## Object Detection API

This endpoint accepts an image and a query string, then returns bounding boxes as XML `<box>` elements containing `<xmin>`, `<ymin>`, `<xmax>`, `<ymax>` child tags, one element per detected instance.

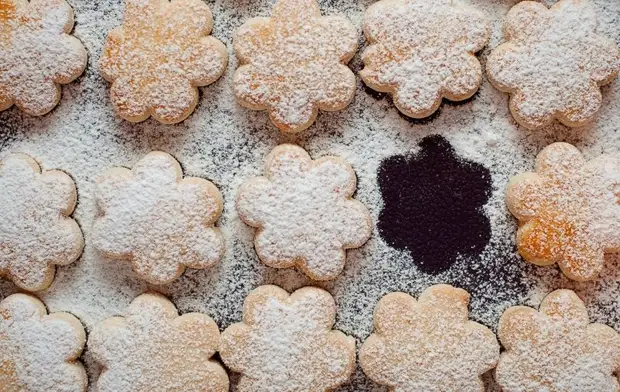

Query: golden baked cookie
<box><xmin>0</xmin><ymin>0</ymin><xmax>87</xmax><ymax>115</ymax></box>
<box><xmin>507</xmin><ymin>142</ymin><xmax>619</xmax><ymax>281</ymax></box>
<box><xmin>360</xmin><ymin>0</ymin><xmax>490</xmax><ymax>118</ymax></box>
<box><xmin>89</xmin><ymin>292</ymin><xmax>229</xmax><ymax>392</ymax></box>
<box><xmin>0</xmin><ymin>293</ymin><xmax>87</xmax><ymax>392</ymax></box>
<box><xmin>100</xmin><ymin>0</ymin><xmax>228</xmax><ymax>124</ymax></box>
<box><xmin>220</xmin><ymin>285</ymin><xmax>356</xmax><ymax>392</ymax></box>
<box><xmin>0</xmin><ymin>153</ymin><xmax>84</xmax><ymax>291</ymax></box>
<box><xmin>487</xmin><ymin>0</ymin><xmax>620</xmax><ymax>129</ymax></box>
<box><xmin>360</xmin><ymin>285</ymin><xmax>499</xmax><ymax>392</ymax></box>
<box><xmin>93</xmin><ymin>152</ymin><xmax>225</xmax><ymax>285</ymax></box>
<box><xmin>233</xmin><ymin>0</ymin><xmax>358</xmax><ymax>133</ymax></box>
<box><xmin>496</xmin><ymin>289</ymin><xmax>620</xmax><ymax>391</ymax></box>
<box><xmin>236</xmin><ymin>144</ymin><xmax>372</xmax><ymax>281</ymax></box>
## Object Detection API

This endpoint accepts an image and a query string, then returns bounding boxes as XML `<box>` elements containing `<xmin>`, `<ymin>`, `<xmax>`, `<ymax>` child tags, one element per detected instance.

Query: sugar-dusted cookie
<box><xmin>0</xmin><ymin>293</ymin><xmax>87</xmax><ymax>391</ymax></box>
<box><xmin>89</xmin><ymin>293</ymin><xmax>228</xmax><ymax>392</ymax></box>
<box><xmin>496</xmin><ymin>289</ymin><xmax>620</xmax><ymax>391</ymax></box>
<box><xmin>233</xmin><ymin>0</ymin><xmax>357</xmax><ymax>133</ymax></box>
<box><xmin>507</xmin><ymin>143</ymin><xmax>619</xmax><ymax>281</ymax></box>
<box><xmin>220</xmin><ymin>285</ymin><xmax>355</xmax><ymax>391</ymax></box>
<box><xmin>236</xmin><ymin>144</ymin><xmax>372</xmax><ymax>280</ymax></box>
<box><xmin>487</xmin><ymin>0</ymin><xmax>620</xmax><ymax>130</ymax></box>
<box><xmin>93</xmin><ymin>152</ymin><xmax>225</xmax><ymax>285</ymax></box>
<box><xmin>99</xmin><ymin>0</ymin><xmax>228</xmax><ymax>124</ymax></box>
<box><xmin>360</xmin><ymin>285</ymin><xmax>499</xmax><ymax>391</ymax></box>
<box><xmin>0</xmin><ymin>0</ymin><xmax>87</xmax><ymax>116</ymax></box>
<box><xmin>0</xmin><ymin>154</ymin><xmax>84</xmax><ymax>291</ymax></box>
<box><xmin>360</xmin><ymin>0</ymin><xmax>490</xmax><ymax>119</ymax></box>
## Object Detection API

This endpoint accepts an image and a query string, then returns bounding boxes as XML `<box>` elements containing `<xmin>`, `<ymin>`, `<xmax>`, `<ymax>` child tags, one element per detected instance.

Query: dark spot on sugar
<box><xmin>377</xmin><ymin>135</ymin><xmax>492</xmax><ymax>274</ymax></box>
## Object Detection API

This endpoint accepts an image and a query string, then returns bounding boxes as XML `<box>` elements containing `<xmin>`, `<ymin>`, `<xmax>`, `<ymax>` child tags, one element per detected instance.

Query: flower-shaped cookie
<box><xmin>93</xmin><ymin>152</ymin><xmax>225</xmax><ymax>285</ymax></box>
<box><xmin>0</xmin><ymin>0</ymin><xmax>87</xmax><ymax>115</ymax></box>
<box><xmin>236</xmin><ymin>145</ymin><xmax>372</xmax><ymax>281</ymax></box>
<box><xmin>487</xmin><ymin>0</ymin><xmax>620</xmax><ymax>129</ymax></box>
<box><xmin>361</xmin><ymin>0</ymin><xmax>490</xmax><ymax>119</ymax></box>
<box><xmin>233</xmin><ymin>0</ymin><xmax>357</xmax><ymax>133</ymax></box>
<box><xmin>0</xmin><ymin>154</ymin><xmax>84</xmax><ymax>291</ymax></box>
<box><xmin>507</xmin><ymin>143</ymin><xmax>620</xmax><ymax>281</ymax></box>
<box><xmin>220</xmin><ymin>285</ymin><xmax>356</xmax><ymax>391</ymax></box>
<box><xmin>496</xmin><ymin>290</ymin><xmax>620</xmax><ymax>391</ymax></box>
<box><xmin>0</xmin><ymin>294</ymin><xmax>87</xmax><ymax>391</ymax></box>
<box><xmin>100</xmin><ymin>0</ymin><xmax>228</xmax><ymax>124</ymax></box>
<box><xmin>89</xmin><ymin>293</ymin><xmax>229</xmax><ymax>392</ymax></box>
<box><xmin>360</xmin><ymin>285</ymin><xmax>499</xmax><ymax>391</ymax></box>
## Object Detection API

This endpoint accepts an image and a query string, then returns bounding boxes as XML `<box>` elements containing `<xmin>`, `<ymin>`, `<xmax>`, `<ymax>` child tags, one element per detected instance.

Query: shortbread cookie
<box><xmin>0</xmin><ymin>0</ymin><xmax>87</xmax><ymax>116</ymax></box>
<box><xmin>487</xmin><ymin>0</ymin><xmax>620</xmax><ymax>129</ymax></box>
<box><xmin>89</xmin><ymin>293</ymin><xmax>228</xmax><ymax>392</ymax></box>
<box><xmin>361</xmin><ymin>0</ymin><xmax>490</xmax><ymax>118</ymax></box>
<box><xmin>236</xmin><ymin>145</ymin><xmax>372</xmax><ymax>280</ymax></box>
<box><xmin>100</xmin><ymin>0</ymin><xmax>228</xmax><ymax>124</ymax></box>
<box><xmin>233</xmin><ymin>0</ymin><xmax>357</xmax><ymax>133</ymax></box>
<box><xmin>0</xmin><ymin>154</ymin><xmax>84</xmax><ymax>291</ymax></box>
<box><xmin>507</xmin><ymin>143</ymin><xmax>620</xmax><ymax>281</ymax></box>
<box><xmin>496</xmin><ymin>289</ymin><xmax>620</xmax><ymax>391</ymax></box>
<box><xmin>0</xmin><ymin>293</ymin><xmax>87</xmax><ymax>392</ymax></box>
<box><xmin>92</xmin><ymin>152</ymin><xmax>225</xmax><ymax>285</ymax></box>
<box><xmin>360</xmin><ymin>285</ymin><xmax>499</xmax><ymax>391</ymax></box>
<box><xmin>220</xmin><ymin>285</ymin><xmax>355</xmax><ymax>391</ymax></box>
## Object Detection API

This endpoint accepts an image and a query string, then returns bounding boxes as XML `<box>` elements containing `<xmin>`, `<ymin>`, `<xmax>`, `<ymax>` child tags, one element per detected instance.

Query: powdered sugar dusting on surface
<box><xmin>236</xmin><ymin>144</ymin><xmax>371</xmax><ymax>280</ymax></box>
<box><xmin>0</xmin><ymin>0</ymin><xmax>619</xmax><ymax>390</ymax></box>
<box><xmin>0</xmin><ymin>0</ymin><xmax>87</xmax><ymax>115</ymax></box>
<box><xmin>92</xmin><ymin>151</ymin><xmax>225</xmax><ymax>285</ymax></box>
<box><xmin>487</xmin><ymin>0</ymin><xmax>620</xmax><ymax>130</ymax></box>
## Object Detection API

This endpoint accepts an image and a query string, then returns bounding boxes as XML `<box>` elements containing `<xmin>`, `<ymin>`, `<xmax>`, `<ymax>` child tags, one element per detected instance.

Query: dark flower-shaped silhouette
<box><xmin>378</xmin><ymin>135</ymin><xmax>491</xmax><ymax>274</ymax></box>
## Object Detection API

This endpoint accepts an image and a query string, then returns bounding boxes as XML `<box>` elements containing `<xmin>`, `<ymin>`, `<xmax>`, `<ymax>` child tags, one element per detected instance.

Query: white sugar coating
<box><xmin>0</xmin><ymin>154</ymin><xmax>84</xmax><ymax>292</ymax></box>
<box><xmin>233</xmin><ymin>0</ymin><xmax>358</xmax><ymax>133</ymax></box>
<box><xmin>0</xmin><ymin>293</ymin><xmax>86</xmax><ymax>392</ymax></box>
<box><xmin>0</xmin><ymin>0</ymin><xmax>619</xmax><ymax>391</ymax></box>
<box><xmin>496</xmin><ymin>289</ymin><xmax>620</xmax><ymax>391</ymax></box>
<box><xmin>99</xmin><ymin>0</ymin><xmax>228</xmax><ymax>124</ymax></box>
<box><xmin>88</xmin><ymin>293</ymin><xmax>228</xmax><ymax>392</ymax></box>
<box><xmin>360</xmin><ymin>285</ymin><xmax>499</xmax><ymax>391</ymax></box>
<box><xmin>361</xmin><ymin>0</ymin><xmax>490</xmax><ymax>118</ymax></box>
<box><xmin>236</xmin><ymin>144</ymin><xmax>371</xmax><ymax>280</ymax></box>
<box><xmin>92</xmin><ymin>151</ymin><xmax>225</xmax><ymax>285</ymax></box>
<box><xmin>0</xmin><ymin>0</ymin><xmax>87</xmax><ymax>116</ymax></box>
<box><xmin>487</xmin><ymin>0</ymin><xmax>620</xmax><ymax>130</ymax></box>
<box><xmin>220</xmin><ymin>285</ymin><xmax>355</xmax><ymax>391</ymax></box>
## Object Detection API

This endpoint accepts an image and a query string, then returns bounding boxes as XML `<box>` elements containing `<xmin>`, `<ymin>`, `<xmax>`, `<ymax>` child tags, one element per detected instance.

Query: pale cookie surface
<box><xmin>0</xmin><ymin>154</ymin><xmax>84</xmax><ymax>292</ymax></box>
<box><xmin>0</xmin><ymin>0</ymin><xmax>87</xmax><ymax>116</ymax></box>
<box><xmin>233</xmin><ymin>0</ymin><xmax>357</xmax><ymax>133</ymax></box>
<box><xmin>359</xmin><ymin>284</ymin><xmax>499</xmax><ymax>392</ymax></box>
<box><xmin>99</xmin><ymin>0</ymin><xmax>228</xmax><ymax>124</ymax></box>
<box><xmin>220</xmin><ymin>285</ymin><xmax>356</xmax><ymax>392</ymax></box>
<box><xmin>92</xmin><ymin>151</ymin><xmax>225</xmax><ymax>285</ymax></box>
<box><xmin>361</xmin><ymin>0</ymin><xmax>489</xmax><ymax>119</ymax></box>
<box><xmin>496</xmin><ymin>289</ymin><xmax>620</xmax><ymax>392</ymax></box>
<box><xmin>507</xmin><ymin>142</ymin><xmax>620</xmax><ymax>281</ymax></box>
<box><xmin>487</xmin><ymin>0</ymin><xmax>620</xmax><ymax>130</ymax></box>
<box><xmin>236</xmin><ymin>144</ymin><xmax>372</xmax><ymax>281</ymax></box>
<box><xmin>88</xmin><ymin>293</ymin><xmax>228</xmax><ymax>392</ymax></box>
<box><xmin>0</xmin><ymin>293</ymin><xmax>87</xmax><ymax>392</ymax></box>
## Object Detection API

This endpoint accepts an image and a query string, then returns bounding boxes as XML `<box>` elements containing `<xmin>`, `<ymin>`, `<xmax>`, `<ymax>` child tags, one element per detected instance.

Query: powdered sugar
<box><xmin>487</xmin><ymin>0</ymin><xmax>620</xmax><ymax>130</ymax></box>
<box><xmin>220</xmin><ymin>285</ymin><xmax>355</xmax><ymax>391</ymax></box>
<box><xmin>0</xmin><ymin>293</ymin><xmax>86</xmax><ymax>392</ymax></box>
<box><xmin>361</xmin><ymin>0</ymin><xmax>490</xmax><ymax>118</ymax></box>
<box><xmin>233</xmin><ymin>0</ymin><xmax>358</xmax><ymax>133</ymax></box>
<box><xmin>0</xmin><ymin>0</ymin><xmax>87</xmax><ymax>115</ymax></box>
<box><xmin>236</xmin><ymin>144</ymin><xmax>372</xmax><ymax>280</ymax></box>
<box><xmin>0</xmin><ymin>154</ymin><xmax>84</xmax><ymax>291</ymax></box>
<box><xmin>92</xmin><ymin>151</ymin><xmax>225</xmax><ymax>285</ymax></box>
